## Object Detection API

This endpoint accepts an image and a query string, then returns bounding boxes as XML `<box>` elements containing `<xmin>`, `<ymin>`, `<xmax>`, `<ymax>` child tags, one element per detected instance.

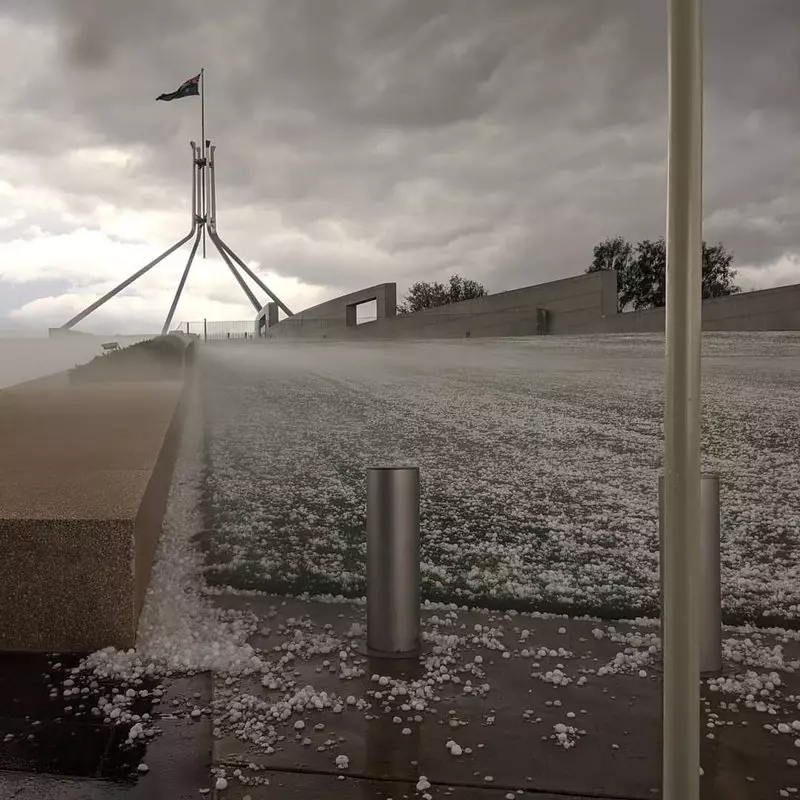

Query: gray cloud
<box><xmin>2</xmin><ymin>0</ymin><xmax>800</xmax><ymax>332</ymax></box>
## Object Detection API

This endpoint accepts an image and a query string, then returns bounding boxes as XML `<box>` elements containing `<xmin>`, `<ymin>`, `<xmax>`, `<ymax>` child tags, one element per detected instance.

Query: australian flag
<box><xmin>156</xmin><ymin>73</ymin><xmax>200</xmax><ymax>102</ymax></box>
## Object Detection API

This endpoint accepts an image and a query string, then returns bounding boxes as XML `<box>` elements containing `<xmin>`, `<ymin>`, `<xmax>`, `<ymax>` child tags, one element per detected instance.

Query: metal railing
<box><xmin>177</xmin><ymin>320</ymin><xmax>255</xmax><ymax>341</ymax></box>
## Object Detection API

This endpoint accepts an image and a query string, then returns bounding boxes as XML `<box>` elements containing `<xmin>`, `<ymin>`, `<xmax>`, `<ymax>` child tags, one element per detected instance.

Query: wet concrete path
<box><xmin>0</xmin><ymin>655</ymin><xmax>211</xmax><ymax>799</ymax></box>
<box><xmin>209</xmin><ymin>594</ymin><xmax>800</xmax><ymax>799</ymax></box>
<box><xmin>3</xmin><ymin>594</ymin><xmax>800</xmax><ymax>798</ymax></box>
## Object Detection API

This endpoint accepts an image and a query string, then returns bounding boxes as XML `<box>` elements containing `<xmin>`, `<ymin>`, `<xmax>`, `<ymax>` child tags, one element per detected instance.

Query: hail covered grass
<box><xmin>199</xmin><ymin>333</ymin><xmax>800</xmax><ymax>624</ymax></box>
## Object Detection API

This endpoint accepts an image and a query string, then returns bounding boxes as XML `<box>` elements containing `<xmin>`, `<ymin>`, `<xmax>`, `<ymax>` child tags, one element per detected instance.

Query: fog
<box><xmin>0</xmin><ymin>333</ymin><xmax>157</xmax><ymax>390</ymax></box>
<box><xmin>200</xmin><ymin>331</ymin><xmax>800</xmax><ymax>382</ymax></box>
<box><xmin>198</xmin><ymin>332</ymin><xmax>800</xmax><ymax>621</ymax></box>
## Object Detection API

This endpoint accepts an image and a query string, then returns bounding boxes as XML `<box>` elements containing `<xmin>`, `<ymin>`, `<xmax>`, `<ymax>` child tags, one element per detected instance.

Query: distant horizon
<box><xmin>0</xmin><ymin>330</ymin><xmax>160</xmax><ymax>340</ymax></box>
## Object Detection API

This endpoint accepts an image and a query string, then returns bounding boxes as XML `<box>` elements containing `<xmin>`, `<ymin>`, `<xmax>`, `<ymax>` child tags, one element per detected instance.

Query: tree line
<box><xmin>586</xmin><ymin>235</ymin><xmax>740</xmax><ymax>312</ymax></box>
<box><xmin>398</xmin><ymin>274</ymin><xmax>486</xmax><ymax>314</ymax></box>
<box><xmin>398</xmin><ymin>236</ymin><xmax>740</xmax><ymax>314</ymax></box>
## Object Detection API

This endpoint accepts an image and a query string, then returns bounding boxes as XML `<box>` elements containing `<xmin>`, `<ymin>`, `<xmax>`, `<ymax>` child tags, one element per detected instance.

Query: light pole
<box><xmin>662</xmin><ymin>0</ymin><xmax>704</xmax><ymax>798</ymax></box>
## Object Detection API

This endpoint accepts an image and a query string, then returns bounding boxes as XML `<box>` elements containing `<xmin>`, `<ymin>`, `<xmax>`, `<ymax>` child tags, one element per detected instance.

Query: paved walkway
<box><xmin>0</xmin><ymin>657</ymin><xmax>210</xmax><ymax>799</ymax></box>
<box><xmin>210</xmin><ymin>594</ymin><xmax>800</xmax><ymax>799</ymax></box>
<box><xmin>2</xmin><ymin>597</ymin><xmax>799</xmax><ymax>798</ymax></box>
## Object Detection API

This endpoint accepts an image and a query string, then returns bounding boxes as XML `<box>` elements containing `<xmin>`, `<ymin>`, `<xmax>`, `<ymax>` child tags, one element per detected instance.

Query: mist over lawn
<box><xmin>199</xmin><ymin>334</ymin><xmax>800</xmax><ymax>624</ymax></box>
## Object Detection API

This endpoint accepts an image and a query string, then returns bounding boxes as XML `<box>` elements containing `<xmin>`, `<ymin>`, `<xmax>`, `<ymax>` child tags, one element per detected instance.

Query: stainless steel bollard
<box><xmin>366</xmin><ymin>467</ymin><xmax>421</xmax><ymax>656</ymax></box>
<box><xmin>659</xmin><ymin>473</ymin><xmax>722</xmax><ymax>674</ymax></box>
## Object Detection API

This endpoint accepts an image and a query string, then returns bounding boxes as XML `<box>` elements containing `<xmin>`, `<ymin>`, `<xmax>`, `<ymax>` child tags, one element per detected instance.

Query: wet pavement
<box><xmin>220</xmin><ymin>770</ymin><xmax>602</xmax><ymax>799</ymax></box>
<box><xmin>0</xmin><ymin>654</ymin><xmax>212</xmax><ymax>799</ymax></box>
<box><xmin>211</xmin><ymin>595</ymin><xmax>800</xmax><ymax>800</ymax></box>
<box><xmin>2</xmin><ymin>599</ymin><xmax>800</xmax><ymax>799</ymax></box>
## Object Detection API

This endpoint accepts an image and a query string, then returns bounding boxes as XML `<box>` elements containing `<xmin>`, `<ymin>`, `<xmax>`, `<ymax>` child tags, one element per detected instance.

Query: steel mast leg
<box><xmin>60</xmin><ymin>141</ymin><xmax>200</xmax><ymax>331</ymax></box>
<box><xmin>162</xmin><ymin>228</ymin><xmax>203</xmax><ymax>335</ymax></box>
<box><xmin>208</xmin><ymin>232</ymin><xmax>262</xmax><ymax>311</ymax></box>
<box><xmin>206</xmin><ymin>143</ymin><xmax>294</xmax><ymax>317</ymax></box>
<box><xmin>217</xmin><ymin>238</ymin><xmax>294</xmax><ymax>317</ymax></box>
<box><xmin>208</xmin><ymin>144</ymin><xmax>218</xmax><ymax>234</ymax></box>
<box><xmin>61</xmin><ymin>229</ymin><xmax>196</xmax><ymax>330</ymax></box>
<box><xmin>216</xmin><ymin>238</ymin><xmax>293</xmax><ymax>317</ymax></box>
<box><xmin>202</xmin><ymin>141</ymin><xmax>260</xmax><ymax>312</ymax></box>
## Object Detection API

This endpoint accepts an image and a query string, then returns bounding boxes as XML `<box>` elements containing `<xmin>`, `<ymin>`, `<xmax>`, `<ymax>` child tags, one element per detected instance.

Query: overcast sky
<box><xmin>2</xmin><ymin>0</ymin><xmax>799</xmax><ymax>334</ymax></box>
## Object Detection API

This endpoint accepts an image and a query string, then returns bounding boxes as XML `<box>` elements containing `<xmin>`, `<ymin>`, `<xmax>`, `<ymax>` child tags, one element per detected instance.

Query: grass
<box><xmin>196</xmin><ymin>334</ymin><xmax>800</xmax><ymax>625</ymax></box>
<box><xmin>69</xmin><ymin>334</ymin><xmax>190</xmax><ymax>383</ymax></box>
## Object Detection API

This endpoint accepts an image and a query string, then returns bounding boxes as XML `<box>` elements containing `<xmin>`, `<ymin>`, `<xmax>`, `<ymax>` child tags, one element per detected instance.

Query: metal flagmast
<box><xmin>54</xmin><ymin>140</ymin><xmax>293</xmax><ymax>334</ymax></box>
<box><xmin>52</xmin><ymin>71</ymin><xmax>293</xmax><ymax>334</ymax></box>
<box><xmin>200</xmin><ymin>68</ymin><xmax>206</xmax><ymax>258</ymax></box>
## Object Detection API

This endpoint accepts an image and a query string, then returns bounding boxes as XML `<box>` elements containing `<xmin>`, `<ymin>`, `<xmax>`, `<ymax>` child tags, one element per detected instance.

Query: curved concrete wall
<box><xmin>259</xmin><ymin>283</ymin><xmax>397</xmax><ymax>339</ymax></box>
<box><xmin>259</xmin><ymin>273</ymin><xmax>800</xmax><ymax>341</ymax></box>
<box><xmin>262</xmin><ymin>273</ymin><xmax>617</xmax><ymax>341</ymax></box>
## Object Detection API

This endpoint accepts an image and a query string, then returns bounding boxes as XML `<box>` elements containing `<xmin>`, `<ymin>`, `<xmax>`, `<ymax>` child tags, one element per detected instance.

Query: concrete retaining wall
<box><xmin>0</xmin><ymin>336</ymin><xmax>195</xmax><ymax>653</ymax></box>
<box><xmin>260</xmin><ymin>283</ymin><xmax>397</xmax><ymax>339</ymax></box>
<box><xmin>261</xmin><ymin>273</ymin><xmax>800</xmax><ymax>341</ymax></box>
<box><xmin>264</xmin><ymin>272</ymin><xmax>618</xmax><ymax>341</ymax></box>
<box><xmin>579</xmin><ymin>282</ymin><xmax>800</xmax><ymax>334</ymax></box>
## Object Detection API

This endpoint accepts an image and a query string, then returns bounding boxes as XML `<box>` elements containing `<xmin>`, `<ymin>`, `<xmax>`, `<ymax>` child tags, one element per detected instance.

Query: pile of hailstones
<box><xmin>35</xmin><ymin>605</ymin><xmax>800</xmax><ymax>790</ymax></box>
<box><xmin>210</xmin><ymin>613</ymin><xmax>669</xmax><ymax>763</ymax></box>
<box><xmin>31</xmin><ymin>658</ymin><xmax>178</xmax><ymax>751</ymax></box>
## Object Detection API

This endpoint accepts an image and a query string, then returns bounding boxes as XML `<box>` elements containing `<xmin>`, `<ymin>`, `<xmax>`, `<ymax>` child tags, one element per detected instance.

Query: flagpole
<box><xmin>201</xmin><ymin>67</ymin><xmax>206</xmax><ymax>259</ymax></box>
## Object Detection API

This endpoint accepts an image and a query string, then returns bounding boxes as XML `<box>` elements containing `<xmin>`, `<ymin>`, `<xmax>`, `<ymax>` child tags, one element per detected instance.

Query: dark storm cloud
<box><xmin>58</xmin><ymin>0</ymin><xmax>185</xmax><ymax>68</ymax></box>
<box><xmin>2</xmin><ymin>0</ymin><xmax>800</xmax><ymax>316</ymax></box>
<box><xmin>378</xmin><ymin>221</ymin><xmax>496</xmax><ymax>255</ymax></box>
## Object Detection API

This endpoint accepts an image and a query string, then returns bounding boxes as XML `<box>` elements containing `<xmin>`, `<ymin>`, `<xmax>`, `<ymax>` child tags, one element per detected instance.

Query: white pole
<box><xmin>659</xmin><ymin>473</ymin><xmax>722</xmax><ymax>675</ymax></box>
<box><xmin>663</xmin><ymin>0</ymin><xmax>703</xmax><ymax>798</ymax></box>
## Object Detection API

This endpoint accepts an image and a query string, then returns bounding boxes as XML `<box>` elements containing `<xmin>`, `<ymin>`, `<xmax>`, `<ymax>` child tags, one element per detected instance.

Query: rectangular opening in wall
<box><xmin>357</xmin><ymin>299</ymin><xmax>377</xmax><ymax>325</ymax></box>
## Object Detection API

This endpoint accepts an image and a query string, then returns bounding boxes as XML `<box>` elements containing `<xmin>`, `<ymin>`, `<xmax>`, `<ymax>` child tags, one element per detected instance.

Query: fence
<box><xmin>177</xmin><ymin>320</ymin><xmax>256</xmax><ymax>342</ymax></box>
<box><xmin>178</xmin><ymin>317</ymin><xmax>383</xmax><ymax>342</ymax></box>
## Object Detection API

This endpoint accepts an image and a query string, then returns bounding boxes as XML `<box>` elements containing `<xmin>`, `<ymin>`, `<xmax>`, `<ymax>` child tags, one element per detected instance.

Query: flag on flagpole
<box><xmin>157</xmin><ymin>69</ymin><xmax>207</xmax><ymax>256</ymax></box>
<box><xmin>156</xmin><ymin>73</ymin><xmax>201</xmax><ymax>102</ymax></box>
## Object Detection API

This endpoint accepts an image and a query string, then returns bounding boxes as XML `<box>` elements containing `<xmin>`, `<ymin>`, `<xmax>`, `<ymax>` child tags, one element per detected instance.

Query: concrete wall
<box><xmin>261</xmin><ymin>283</ymin><xmax>397</xmax><ymax>339</ymax></box>
<box><xmin>0</xmin><ymin>381</ymin><xmax>189</xmax><ymax>652</ymax></box>
<box><xmin>263</xmin><ymin>272</ymin><xmax>618</xmax><ymax>341</ymax></box>
<box><xmin>259</xmin><ymin>272</ymin><xmax>800</xmax><ymax>341</ymax></box>
<box><xmin>577</xmin><ymin>281</ymin><xmax>800</xmax><ymax>335</ymax></box>
<box><xmin>0</xmin><ymin>334</ymin><xmax>195</xmax><ymax>653</ymax></box>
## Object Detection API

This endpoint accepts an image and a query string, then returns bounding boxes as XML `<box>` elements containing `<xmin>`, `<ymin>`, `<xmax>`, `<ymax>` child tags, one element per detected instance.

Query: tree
<box><xmin>587</xmin><ymin>236</ymin><xmax>740</xmax><ymax>311</ymax></box>
<box><xmin>447</xmin><ymin>275</ymin><xmax>486</xmax><ymax>304</ymax></box>
<box><xmin>398</xmin><ymin>274</ymin><xmax>486</xmax><ymax>314</ymax></box>
<box><xmin>587</xmin><ymin>235</ymin><xmax>635</xmax><ymax>311</ymax></box>
<box><xmin>628</xmin><ymin>238</ymin><xmax>667</xmax><ymax>310</ymax></box>
<box><xmin>701</xmin><ymin>242</ymin><xmax>740</xmax><ymax>299</ymax></box>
